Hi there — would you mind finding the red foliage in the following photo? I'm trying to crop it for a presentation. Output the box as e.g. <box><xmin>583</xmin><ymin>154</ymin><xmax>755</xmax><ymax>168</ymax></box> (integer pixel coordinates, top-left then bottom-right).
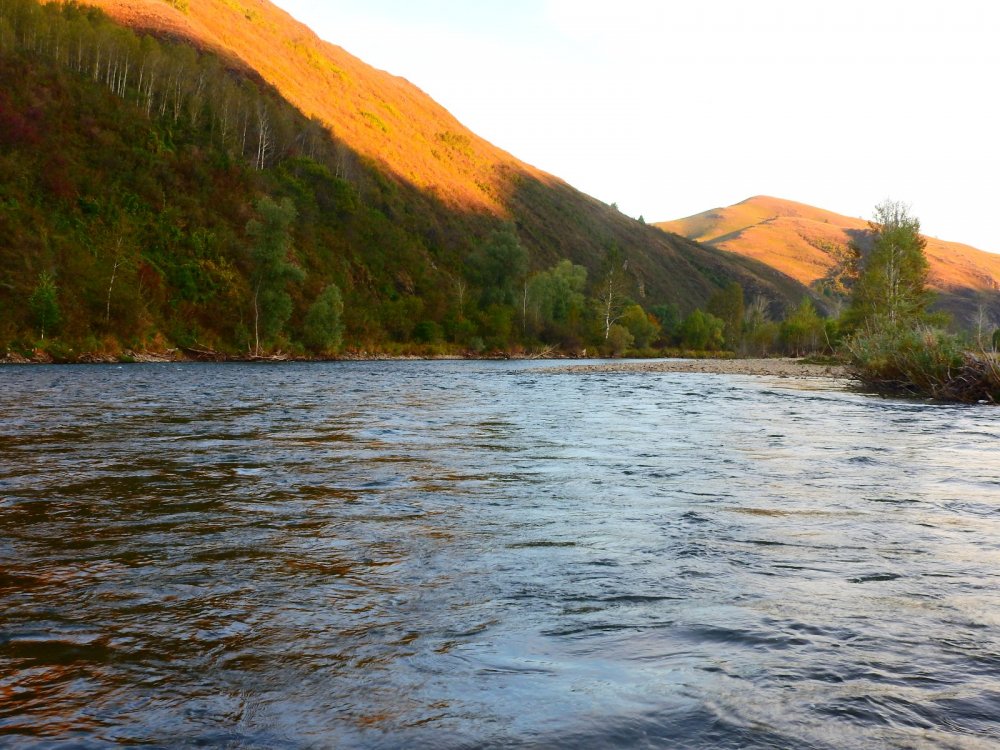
<box><xmin>0</xmin><ymin>92</ymin><xmax>43</xmax><ymax>147</ymax></box>
<box><xmin>41</xmin><ymin>154</ymin><xmax>79</xmax><ymax>202</ymax></box>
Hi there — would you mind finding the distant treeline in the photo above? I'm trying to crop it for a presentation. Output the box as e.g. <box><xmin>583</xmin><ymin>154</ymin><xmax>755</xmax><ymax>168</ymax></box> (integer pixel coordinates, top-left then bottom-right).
<box><xmin>0</xmin><ymin>0</ymin><xmax>840</xmax><ymax>360</ymax></box>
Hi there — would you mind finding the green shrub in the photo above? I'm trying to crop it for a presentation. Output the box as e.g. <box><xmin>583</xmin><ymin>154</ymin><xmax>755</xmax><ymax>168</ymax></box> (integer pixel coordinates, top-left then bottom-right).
<box><xmin>847</xmin><ymin>326</ymin><xmax>999</xmax><ymax>402</ymax></box>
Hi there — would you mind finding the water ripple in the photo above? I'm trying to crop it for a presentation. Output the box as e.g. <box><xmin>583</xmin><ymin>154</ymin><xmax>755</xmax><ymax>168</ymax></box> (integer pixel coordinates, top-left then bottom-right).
<box><xmin>1</xmin><ymin>361</ymin><xmax>998</xmax><ymax>748</ymax></box>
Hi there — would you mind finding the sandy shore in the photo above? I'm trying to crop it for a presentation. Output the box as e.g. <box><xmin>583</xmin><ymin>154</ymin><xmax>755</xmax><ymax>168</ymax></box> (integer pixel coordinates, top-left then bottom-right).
<box><xmin>547</xmin><ymin>358</ymin><xmax>851</xmax><ymax>379</ymax></box>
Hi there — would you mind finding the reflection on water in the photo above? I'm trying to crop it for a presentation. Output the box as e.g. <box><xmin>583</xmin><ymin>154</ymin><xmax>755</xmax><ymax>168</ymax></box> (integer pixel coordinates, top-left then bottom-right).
<box><xmin>1</xmin><ymin>362</ymin><xmax>999</xmax><ymax>748</ymax></box>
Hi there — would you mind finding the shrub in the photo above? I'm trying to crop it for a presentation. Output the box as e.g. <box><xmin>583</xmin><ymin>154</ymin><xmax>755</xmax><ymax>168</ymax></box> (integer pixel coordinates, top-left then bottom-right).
<box><xmin>847</xmin><ymin>326</ymin><xmax>1000</xmax><ymax>402</ymax></box>
<box><xmin>606</xmin><ymin>324</ymin><xmax>634</xmax><ymax>357</ymax></box>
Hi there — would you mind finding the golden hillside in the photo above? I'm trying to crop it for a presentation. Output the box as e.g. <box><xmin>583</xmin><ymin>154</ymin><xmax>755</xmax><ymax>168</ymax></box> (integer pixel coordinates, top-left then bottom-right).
<box><xmin>62</xmin><ymin>0</ymin><xmax>526</xmax><ymax>214</ymax></box>
<box><xmin>52</xmin><ymin>0</ymin><xmax>813</xmax><ymax>312</ymax></box>
<box><xmin>658</xmin><ymin>196</ymin><xmax>1000</xmax><ymax>322</ymax></box>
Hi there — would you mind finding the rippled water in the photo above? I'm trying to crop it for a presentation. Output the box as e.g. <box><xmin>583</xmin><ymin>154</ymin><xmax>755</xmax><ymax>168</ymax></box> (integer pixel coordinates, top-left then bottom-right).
<box><xmin>1</xmin><ymin>361</ymin><xmax>999</xmax><ymax>748</ymax></box>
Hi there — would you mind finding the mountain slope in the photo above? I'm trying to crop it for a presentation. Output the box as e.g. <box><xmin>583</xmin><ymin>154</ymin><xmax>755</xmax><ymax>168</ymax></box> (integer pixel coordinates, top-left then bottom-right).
<box><xmin>48</xmin><ymin>0</ymin><xmax>810</xmax><ymax>311</ymax></box>
<box><xmin>657</xmin><ymin>196</ymin><xmax>1000</xmax><ymax>324</ymax></box>
<box><xmin>1</xmin><ymin>0</ymin><xmax>818</xmax><ymax>358</ymax></box>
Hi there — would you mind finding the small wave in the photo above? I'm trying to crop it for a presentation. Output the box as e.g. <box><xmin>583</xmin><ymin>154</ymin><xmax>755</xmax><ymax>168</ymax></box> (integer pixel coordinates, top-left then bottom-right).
<box><xmin>849</xmin><ymin>573</ymin><xmax>902</xmax><ymax>584</ymax></box>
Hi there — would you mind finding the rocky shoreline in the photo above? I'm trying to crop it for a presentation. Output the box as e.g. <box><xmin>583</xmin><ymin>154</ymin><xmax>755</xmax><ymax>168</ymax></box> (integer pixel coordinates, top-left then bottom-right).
<box><xmin>547</xmin><ymin>358</ymin><xmax>851</xmax><ymax>379</ymax></box>
<box><xmin>0</xmin><ymin>350</ymin><xmax>849</xmax><ymax>379</ymax></box>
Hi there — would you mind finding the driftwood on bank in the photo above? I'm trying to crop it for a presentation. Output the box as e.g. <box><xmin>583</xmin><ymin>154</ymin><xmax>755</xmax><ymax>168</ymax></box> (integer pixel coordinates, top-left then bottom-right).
<box><xmin>180</xmin><ymin>345</ymin><xmax>226</xmax><ymax>362</ymax></box>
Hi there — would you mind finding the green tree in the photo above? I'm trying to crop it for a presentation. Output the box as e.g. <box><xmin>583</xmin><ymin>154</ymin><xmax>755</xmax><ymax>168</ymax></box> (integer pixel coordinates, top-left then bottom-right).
<box><xmin>741</xmin><ymin>295</ymin><xmax>778</xmax><ymax>356</ymax></box>
<box><xmin>679</xmin><ymin>309</ymin><xmax>724</xmax><ymax>350</ymax></box>
<box><xmin>303</xmin><ymin>283</ymin><xmax>343</xmax><ymax>353</ymax></box>
<box><xmin>707</xmin><ymin>281</ymin><xmax>744</xmax><ymax>349</ymax></box>
<box><xmin>780</xmin><ymin>298</ymin><xmax>824</xmax><ymax>356</ymax></box>
<box><xmin>527</xmin><ymin>259</ymin><xmax>587</xmax><ymax>342</ymax></box>
<box><xmin>651</xmin><ymin>303</ymin><xmax>681</xmax><ymax>343</ymax></box>
<box><xmin>844</xmin><ymin>200</ymin><xmax>932</xmax><ymax>333</ymax></box>
<box><xmin>467</xmin><ymin>227</ymin><xmax>528</xmax><ymax>308</ymax></box>
<box><xmin>620</xmin><ymin>304</ymin><xmax>660</xmax><ymax>349</ymax></box>
<box><xmin>606</xmin><ymin>323</ymin><xmax>634</xmax><ymax>356</ymax></box>
<box><xmin>246</xmin><ymin>196</ymin><xmax>304</xmax><ymax>354</ymax></box>
<box><xmin>29</xmin><ymin>271</ymin><xmax>60</xmax><ymax>340</ymax></box>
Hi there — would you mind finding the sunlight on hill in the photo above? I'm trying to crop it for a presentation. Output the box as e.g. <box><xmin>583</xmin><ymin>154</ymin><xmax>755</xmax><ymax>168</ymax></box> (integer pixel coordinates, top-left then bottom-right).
<box><xmin>63</xmin><ymin>0</ymin><xmax>545</xmax><ymax>216</ymax></box>
<box><xmin>658</xmin><ymin>196</ymin><xmax>1000</xmax><ymax>295</ymax></box>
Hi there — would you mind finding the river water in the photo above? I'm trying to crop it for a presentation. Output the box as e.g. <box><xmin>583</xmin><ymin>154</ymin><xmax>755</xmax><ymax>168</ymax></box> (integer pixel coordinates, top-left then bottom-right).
<box><xmin>1</xmin><ymin>361</ymin><xmax>998</xmax><ymax>748</ymax></box>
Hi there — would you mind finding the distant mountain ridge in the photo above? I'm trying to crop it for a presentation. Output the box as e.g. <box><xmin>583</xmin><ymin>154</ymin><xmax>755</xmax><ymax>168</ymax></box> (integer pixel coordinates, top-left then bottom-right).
<box><xmin>656</xmin><ymin>196</ymin><xmax>1000</xmax><ymax>324</ymax></box>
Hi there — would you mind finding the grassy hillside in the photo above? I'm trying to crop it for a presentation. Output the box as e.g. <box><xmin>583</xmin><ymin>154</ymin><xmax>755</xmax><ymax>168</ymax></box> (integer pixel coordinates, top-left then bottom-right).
<box><xmin>41</xmin><ymin>0</ymin><xmax>809</xmax><ymax>308</ymax></box>
<box><xmin>0</xmin><ymin>1</ymin><xmax>811</xmax><ymax>359</ymax></box>
<box><xmin>657</xmin><ymin>196</ymin><xmax>1000</xmax><ymax>325</ymax></box>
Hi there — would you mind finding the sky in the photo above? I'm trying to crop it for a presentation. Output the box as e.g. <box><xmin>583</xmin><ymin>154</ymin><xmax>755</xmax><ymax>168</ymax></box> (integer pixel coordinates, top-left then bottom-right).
<box><xmin>272</xmin><ymin>0</ymin><xmax>1000</xmax><ymax>251</ymax></box>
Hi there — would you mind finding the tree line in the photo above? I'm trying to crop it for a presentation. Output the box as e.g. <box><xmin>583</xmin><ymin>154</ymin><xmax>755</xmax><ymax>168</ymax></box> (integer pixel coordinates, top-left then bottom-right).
<box><xmin>1</xmin><ymin>0</ymin><xmax>808</xmax><ymax>360</ymax></box>
<box><xmin>0</xmin><ymin>0</ymin><xmax>342</xmax><ymax>172</ymax></box>
<box><xmin>6</xmin><ymin>0</ymin><xmax>994</xmax><ymax>384</ymax></box>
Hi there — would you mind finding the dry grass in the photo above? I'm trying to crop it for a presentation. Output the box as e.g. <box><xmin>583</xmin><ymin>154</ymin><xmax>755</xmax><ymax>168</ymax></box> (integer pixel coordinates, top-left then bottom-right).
<box><xmin>657</xmin><ymin>196</ymin><xmax>1000</xmax><ymax>318</ymax></box>
<box><xmin>60</xmin><ymin>0</ymin><xmax>542</xmax><ymax>216</ymax></box>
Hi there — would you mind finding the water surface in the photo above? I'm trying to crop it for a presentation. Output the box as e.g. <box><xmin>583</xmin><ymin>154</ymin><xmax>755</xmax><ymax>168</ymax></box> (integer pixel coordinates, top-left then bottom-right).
<box><xmin>1</xmin><ymin>362</ymin><xmax>998</xmax><ymax>748</ymax></box>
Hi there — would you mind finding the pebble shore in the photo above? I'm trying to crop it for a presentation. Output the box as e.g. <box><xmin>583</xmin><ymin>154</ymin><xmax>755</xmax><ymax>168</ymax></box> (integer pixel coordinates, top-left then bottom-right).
<box><xmin>546</xmin><ymin>358</ymin><xmax>851</xmax><ymax>379</ymax></box>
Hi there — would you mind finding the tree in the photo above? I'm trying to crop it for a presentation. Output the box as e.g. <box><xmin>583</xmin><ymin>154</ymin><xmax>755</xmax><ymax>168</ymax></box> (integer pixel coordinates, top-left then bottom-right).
<box><xmin>606</xmin><ymin>323</ymin><xmax>633</xmax><ymax>356</ymax></box>
<box><xmin>526</xmin><ymin>259</ymin><xmax>587</xmax><ymax>342</ymax></box>
<box><xmin>741</xmin><ymin>295</ymin><xmax>778</xmax><ymax>356</ymax></box>
<box><xmin>845</xmin><ymin>200</ymin><xmax>932</xmax><ymax>332</ymax></box>
<box><xmin>246</xmin><ymin>197</ymin><xmax>303</xmax><ymax>354</ymax></box>
<box><xmin>303</xmin><ymin>283</ymin><xmax>343</xmax><ymax>353</ymax></box>
<box><xmin>597</xmin><ymin>244</ymin><xmax>630</xmax><ymax>340</ymax></box>
<box><xmin>651</xmin><ymin>303</ymin><xmax>681</xmax><ymax>343</ymax></box>
<box><xmin>780</xmin><ymin>298</ymin><xmax>824</xmax><ymax>356</ymax></box>
<box><xmin>28</xmin><ymin>271</ymin><xmax>60</xmax><ymax>340</ymax></box>
<box><xmin>467</xmin><ymin>227</ymin><xmax>528</xmax><ymax>308</ymax></box>
<box><xmin>679</xmin><ymin>309</ymin><xmax>724</xmax><ymax>350</ymax></box>
<box><xmin>620</xmin><ymin>304</ymin><xmax>660</xmax><ymax>349</ymax></box>
<box><xmin>707</xmin><ymin>281</ymin><xmax>744</xmax><ymax>349</ymax></box>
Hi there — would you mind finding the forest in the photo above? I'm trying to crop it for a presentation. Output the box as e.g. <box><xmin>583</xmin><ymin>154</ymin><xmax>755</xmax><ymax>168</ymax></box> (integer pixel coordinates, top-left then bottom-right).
<box><xmin>5</xmin><ymin>0</ymin><xmax>992</xmax><ymax>377</ymax></box>
<box><xmin>0</xmin><ymin>0</ymin><xmax>842</xmax><ymax>361</ymax></box>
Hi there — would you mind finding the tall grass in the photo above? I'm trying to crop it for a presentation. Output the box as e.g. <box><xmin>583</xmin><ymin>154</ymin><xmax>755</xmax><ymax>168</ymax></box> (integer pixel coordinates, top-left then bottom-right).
<box><xmin>847</xmin><ymin>326</ymin><xmax>1000</xmax><ymax>403</ymax></box>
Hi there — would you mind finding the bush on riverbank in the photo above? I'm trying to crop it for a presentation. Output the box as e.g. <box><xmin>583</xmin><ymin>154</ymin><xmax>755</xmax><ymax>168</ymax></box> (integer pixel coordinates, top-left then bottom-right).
<box><xmin>847</xmin><ymin>326</ymin><xmax>1000</xmax><ymax>403</ymax></box>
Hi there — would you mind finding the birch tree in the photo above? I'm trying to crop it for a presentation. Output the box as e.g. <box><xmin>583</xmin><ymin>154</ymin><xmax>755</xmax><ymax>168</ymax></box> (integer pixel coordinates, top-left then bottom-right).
<box><xmin>845</xmin><ymin>200</ymin><xmax>931</xmax><ymax>333</ymax></box>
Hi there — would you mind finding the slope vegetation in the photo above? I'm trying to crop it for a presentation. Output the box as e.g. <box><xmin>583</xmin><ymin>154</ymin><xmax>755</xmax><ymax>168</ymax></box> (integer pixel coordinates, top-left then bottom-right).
<box><xmin>657</xmin><ymin>196</ymin><xmax>1000</xmax><ymax>324</ymax></box>
<box><xmin>45</xmin><ymin>0</ymin><xmax>809</xmax><ymax>308</ymax></box>
<box><xmin>0</xmin><ymin>0</ymin><xmax>812</xmax><ymax>358</ymax></box>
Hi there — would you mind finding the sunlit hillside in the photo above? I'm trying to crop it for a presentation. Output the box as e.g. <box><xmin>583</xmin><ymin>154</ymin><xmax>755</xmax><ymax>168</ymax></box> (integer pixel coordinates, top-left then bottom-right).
<box><xmin>49</xmin><ymin>0</ymin><xmax>810</xmax><ymax>311</ymax></box>
<box><xmin>657</xmin><ymin>196</ymin><xmax>1000</xmax><ymax>324</ymax></box>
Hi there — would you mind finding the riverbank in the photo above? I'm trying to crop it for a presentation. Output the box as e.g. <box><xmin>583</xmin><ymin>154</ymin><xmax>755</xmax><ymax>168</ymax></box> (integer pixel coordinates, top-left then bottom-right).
<box><xmin>549</xmin><ymin>358</ymin><xmax>850</xmax><ymax>379</ymax></box>
<box><xmin>0</xmin><ymin>349</ymin><xmax>850</xmax><ymax>378</ymax></box>
<box><xmin>0</xmin><ymin>348</ymin><xmax>564</xmax><ymax>364</ymax></box>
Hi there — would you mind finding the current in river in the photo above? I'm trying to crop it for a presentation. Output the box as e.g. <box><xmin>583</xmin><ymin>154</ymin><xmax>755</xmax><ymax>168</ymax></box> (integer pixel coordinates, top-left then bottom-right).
<box><xmin>1</xmin><ymin>361</ymin><xmax>999</xmax><ymax>748</ymax></box>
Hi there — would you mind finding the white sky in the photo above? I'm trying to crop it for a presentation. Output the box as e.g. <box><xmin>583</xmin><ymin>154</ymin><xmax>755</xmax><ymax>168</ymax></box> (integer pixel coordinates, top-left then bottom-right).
<box><xmin>273</xmin><ymin>0</ymin><xmax>1000</xmax><ymax>252</ymax></box>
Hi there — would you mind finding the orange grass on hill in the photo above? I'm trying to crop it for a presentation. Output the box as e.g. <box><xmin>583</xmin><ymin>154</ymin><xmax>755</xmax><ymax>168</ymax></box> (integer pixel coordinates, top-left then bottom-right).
<box><xmin>51</xmin><ymin>0</ymin><xmax>816</xmax><ymax>314</ymax></box>
<box><xmin>58</xmin><ymin>0</ymin><xmax>541</xmax><ymax>215</ymax></box>
<box><xmin>657</xmin><ymin>196</ymin><xmax>1000</xmax><ymax>322</ymax></box>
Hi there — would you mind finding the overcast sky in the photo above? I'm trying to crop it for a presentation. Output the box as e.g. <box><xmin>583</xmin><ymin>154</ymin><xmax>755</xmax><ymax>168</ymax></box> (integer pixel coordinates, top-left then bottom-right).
<box><xmin>273</xmin><ymin>0</ymin><xmax>1000</xmax><ymax>251</ymax></box>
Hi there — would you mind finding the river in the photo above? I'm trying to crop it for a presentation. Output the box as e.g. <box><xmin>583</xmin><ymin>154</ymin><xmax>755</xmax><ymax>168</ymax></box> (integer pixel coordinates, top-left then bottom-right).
<box><xmin>1</xmin><ymin>362</ymin><xmax>998</xmax><ymax>748</ymax></box>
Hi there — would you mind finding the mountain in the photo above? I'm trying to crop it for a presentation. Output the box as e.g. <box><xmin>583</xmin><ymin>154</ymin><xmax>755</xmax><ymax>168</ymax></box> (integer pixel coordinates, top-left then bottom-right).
<box><xmin>0</xmin><ymin>0</ymin><xmax>812</xmax><ymax>358</ymax></box>
<box><xmin>656</xmin><ymin>196</ymin><xmax>1000</xmax><ymax>325</ymax></box>
<box><xmin>42</xmin><ymin>0</ymin><xmax>810</xmax><ymax>307</ymax></box>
